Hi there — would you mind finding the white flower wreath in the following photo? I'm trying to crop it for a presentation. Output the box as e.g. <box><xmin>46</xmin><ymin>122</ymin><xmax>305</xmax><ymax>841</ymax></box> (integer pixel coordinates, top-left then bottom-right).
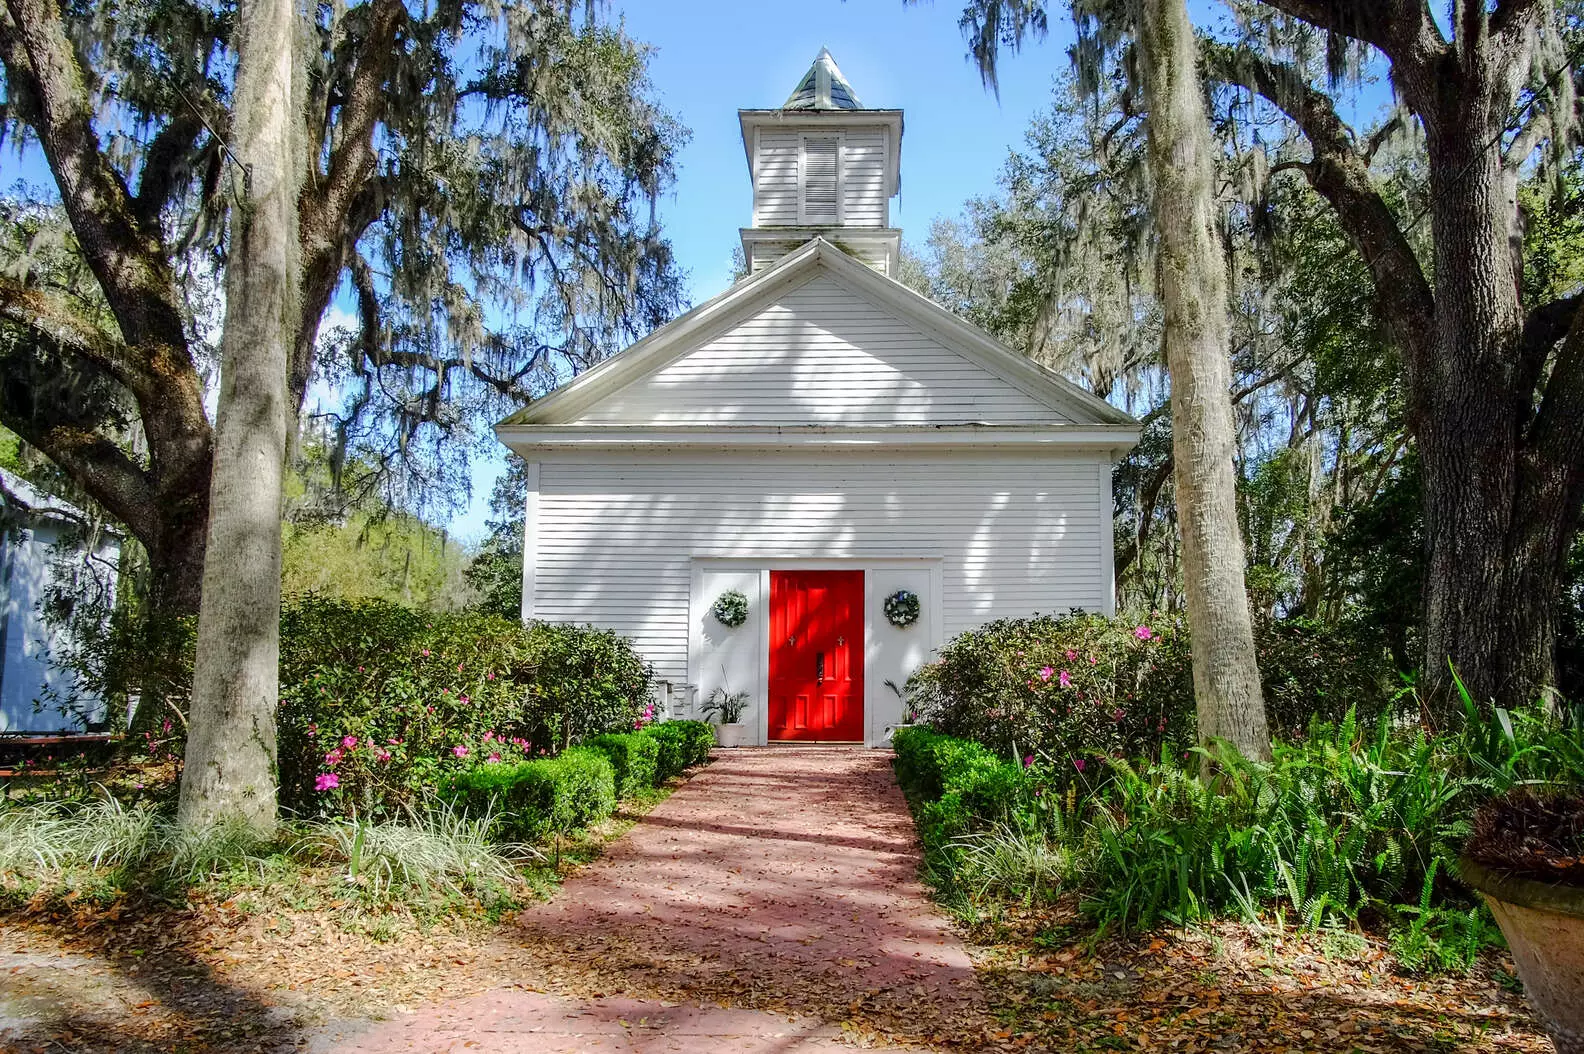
<box><xmin>884</xmin><ymin>589</ymin><xmax>920</xmax><ymax>628</ymax></box>
<box><xmin>711</xmin><ymin>588</ymin><xmax>749</xmax><ymax>628</ymax></box>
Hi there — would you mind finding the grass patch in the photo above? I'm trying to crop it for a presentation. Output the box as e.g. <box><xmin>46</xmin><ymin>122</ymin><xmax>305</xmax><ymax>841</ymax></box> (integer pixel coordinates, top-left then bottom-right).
<box><xmin>1</xmin><ymin>769</ymin><xmax>688</xmax><ymax>931</ymax></box>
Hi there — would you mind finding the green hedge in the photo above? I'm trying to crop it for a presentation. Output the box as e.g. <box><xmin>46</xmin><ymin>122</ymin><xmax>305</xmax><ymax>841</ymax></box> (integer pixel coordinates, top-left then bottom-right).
<box><xmin>447</xmin><ymin>746</ymin><xmax>616</xmax><ymax>841</ymax></box>
<box><xmin>645</xmin><ymin>720</ymin><xmax>715</xmax><ymax>781</ymax></box>
<box><xmin>446</xmin><ymin>720</ymin><xmax>716</xmax><ymax>844</ymax></box>
<box><xmin>893</xmin><ymin>726</ymin><xmax>1030</xmax><ymax>854</ymax></box>
<box><xmin>585</xmin><ymin>732</ymin><xmax>660</xmax><ymax>797</ymax></box>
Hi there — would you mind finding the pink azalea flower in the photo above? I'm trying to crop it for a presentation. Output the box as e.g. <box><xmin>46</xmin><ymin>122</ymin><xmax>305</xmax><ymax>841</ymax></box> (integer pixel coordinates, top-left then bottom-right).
<box><xmin>315</xmin><ymin>772</ymin><xmax>340</xmax><ymax>791</ymax></box>
<box><xmin>483</xmin><ymin>731</ymin><xmax>495</xmax><ymax>742</ymax></box>
<box><xmin>421</xmin><ymin>648</ymin><xmax>430</xmax><ymax>657</ymax></box>
<box><xmin>1134</xmin><ymin>625</ymin><xmax>1154</xmax><ymax>641</ymax></box>
<box><xmin>341</xmin><ymin>735</ymin><xmax>357</xmax><ymax>749</ymax></box>
<box><xmin>1074</xmin><ymin>758</ymin><xmax>1086</xmax><ymax>772</ymax></box>
<box><xmin>1022</xmin><ymin>755</ymin><xmax>1034</xmax><ymax>768</ymax></box>
<box><xmin>1038</xmin><ymin>666</ymin><xmax>1054</xmax><ymax>682</ymax></box>
<box><xmin>452</xmin><ymin>745</ymin><xmax>469</xmax><ymax>758</ymax></box>
<box><xmin>376</xmin><ymin>749</ymin><xmax>392</xmax><ymax>763</ymax></box>
<box><xmin>324</xmin><ymin>748</ymin><xmax>343</xmax><ymax>765</ymax></box>
<box><xmin>1059</xmin><ymin>670</ymin><xmax>1071</xmax><ymax>688</ymax></box>
<box><xmin>1111</xmin><ymin>708</ymin><xmax>1126</xmax><ymax>722</ymax></box>
<box><xmin>459</xmin><ymin>695</ymin><xmax>470</xmax><ymax>705</ymax></box>
<box><xmin>1065</xmin><ymin>649</ymin><xmax>1078</xmax><ymax>661</ymax></box>
<box><xmin>486</xmin><ymin>672</ymin><xmax>496</xmax><ymax>680</ymax></box>
<box><xmin>487</xmin><ymin>753</ymin><xmax>501</xmax><ymax>764</ymax></box>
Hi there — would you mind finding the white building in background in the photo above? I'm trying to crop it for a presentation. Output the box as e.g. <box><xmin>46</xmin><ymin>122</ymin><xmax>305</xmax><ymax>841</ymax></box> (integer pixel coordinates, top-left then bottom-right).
<box><xmin>495</xmin><ymin>51</ymin><xmax>1139</xmax><ymax>747</ymax></box>
<box><xmin>0</xmin><ymin>468</ymin><xmax>120</xmax><ymax>733</ymax></box>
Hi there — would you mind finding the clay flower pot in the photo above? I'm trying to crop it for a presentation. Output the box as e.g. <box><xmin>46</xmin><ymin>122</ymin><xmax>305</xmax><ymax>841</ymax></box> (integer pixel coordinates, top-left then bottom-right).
<box><xmin>1461</xmin><ymin>856</ymin><xmax>1584</xmax><ymax>1054</ymax></box>
<box><xmin>713</xmin><ymin>722</ymin><xmax>748</xmax><ymax>749</ymax></box>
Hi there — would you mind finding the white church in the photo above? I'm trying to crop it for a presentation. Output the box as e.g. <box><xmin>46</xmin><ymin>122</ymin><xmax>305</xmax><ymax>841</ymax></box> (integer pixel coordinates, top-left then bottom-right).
<box><xmin>495</xmin><ymin>50</ymin><xmax>1139</xmax><ymax>747</ymax></box>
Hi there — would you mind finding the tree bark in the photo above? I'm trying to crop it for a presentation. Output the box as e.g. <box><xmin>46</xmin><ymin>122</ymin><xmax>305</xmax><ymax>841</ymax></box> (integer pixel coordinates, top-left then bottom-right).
<box><xmin>1208</xmin><ymin>15</ymin><xmax>1584</xmax><ymax>716</ymax></box>
<box><xmin>1138</xmin><ymin>0</ymin><xmax>1272</xmax><ymax>759</ymax></box>
<box><xmin>176</xmin><ymin>0</ymin><xmax>303</xmax><ymax>835</ymax></box>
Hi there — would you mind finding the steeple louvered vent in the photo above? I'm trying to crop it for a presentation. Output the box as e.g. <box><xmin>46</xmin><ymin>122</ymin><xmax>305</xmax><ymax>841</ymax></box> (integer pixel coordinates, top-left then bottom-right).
<box><xmin>801</xmin><ymin>136</ymin><xmax>839</xmax><ymax>224</ymax></box>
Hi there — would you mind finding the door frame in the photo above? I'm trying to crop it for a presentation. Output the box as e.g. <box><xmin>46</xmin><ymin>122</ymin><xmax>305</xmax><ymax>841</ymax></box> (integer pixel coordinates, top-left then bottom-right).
<box><xmin>689</xmin><ymin>556</ymin><xmax>944</xmax><ymax>746</ymax></box>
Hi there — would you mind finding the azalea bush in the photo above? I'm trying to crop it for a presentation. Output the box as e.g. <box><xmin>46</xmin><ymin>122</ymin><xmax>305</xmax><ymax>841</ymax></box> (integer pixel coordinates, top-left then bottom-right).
<box><xmin>274</xmin><ymin>597</ymin><xmax>654</xmax><ymax>817</ymax></box>
<box><xmin>908</xmin><ymin>612</ymin><xmax>1194</xmax><ymax>769</ymax></box>
<box><xmin>910</xmin><ymin>612</ymin><xmax>1399</xmax><ymax>767</ymax></box>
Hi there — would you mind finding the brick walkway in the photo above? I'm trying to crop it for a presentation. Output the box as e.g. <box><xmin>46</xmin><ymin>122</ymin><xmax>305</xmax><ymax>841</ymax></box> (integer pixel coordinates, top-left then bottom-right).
<box><xmin>310</xmin><ymin>747</ymin><xmax>982</xmax><ymax>1052</ymax></box>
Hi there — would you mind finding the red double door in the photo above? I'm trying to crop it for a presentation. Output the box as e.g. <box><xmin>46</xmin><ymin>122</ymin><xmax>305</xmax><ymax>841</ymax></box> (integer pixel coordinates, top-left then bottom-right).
<box><xmin>768</xmin><ymin>570</ymin><xmax>864</xmax><ymax>742</ymax></box>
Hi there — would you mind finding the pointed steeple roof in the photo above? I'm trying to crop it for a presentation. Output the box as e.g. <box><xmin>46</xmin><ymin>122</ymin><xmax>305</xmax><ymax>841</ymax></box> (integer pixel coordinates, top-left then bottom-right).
<box><xmin>783</xmin><ymin>48</ymin><xmax>863</xmax><ymax>110</ymax></box>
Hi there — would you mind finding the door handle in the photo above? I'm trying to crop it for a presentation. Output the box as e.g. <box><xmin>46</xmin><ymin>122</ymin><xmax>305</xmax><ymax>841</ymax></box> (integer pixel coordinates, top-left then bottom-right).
<box><xmin>816</xmin><ymin>651</ymin><xmax>825</xmax><ymax>684</ymax></box>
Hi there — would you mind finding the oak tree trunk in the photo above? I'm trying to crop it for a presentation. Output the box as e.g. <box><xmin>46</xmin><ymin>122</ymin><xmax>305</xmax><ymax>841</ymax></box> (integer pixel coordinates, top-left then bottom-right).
<box><xmin>176</xmin><ymin>0</ymin><xmax>302</xmax><ymax>835</ymax></box>
<box><xmin>1411</xmin><ymin>51</ymin><xmax>1584</xmax><ymax>717</ymax></box>
<box><xmin>1138</xmin><ymin>0</ymin><xmax>1272</xmax><ymax>760</ymax></box>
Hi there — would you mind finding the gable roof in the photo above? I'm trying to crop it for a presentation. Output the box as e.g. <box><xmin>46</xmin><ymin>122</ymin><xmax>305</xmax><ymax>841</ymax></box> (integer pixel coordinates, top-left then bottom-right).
<box><xmin>496</xmin><ymin>238</ymin><xmax>1137</xmax><ymax>436</ymax></box>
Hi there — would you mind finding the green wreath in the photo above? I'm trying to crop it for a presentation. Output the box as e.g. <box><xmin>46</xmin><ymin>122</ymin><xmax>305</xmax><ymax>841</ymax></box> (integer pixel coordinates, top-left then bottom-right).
<box><xmin>884</xmin><ymin>589</ymin><xmax>920</xmax><ymax>628</ymax></box>
<box><xmin>711</xmin><ymin>588</ymin><xmax>749</xmax><ymax>628</ymax></box>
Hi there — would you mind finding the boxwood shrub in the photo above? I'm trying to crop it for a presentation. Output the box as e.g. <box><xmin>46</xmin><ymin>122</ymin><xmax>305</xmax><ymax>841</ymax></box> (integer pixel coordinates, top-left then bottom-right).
<box><xmin>645</xmin><ymin>720</ymin><xmax>715</xmax><ymax>781</ymax></box>
<box><xmin>446</xmin><ymin>746</ymin><xmax>617</xmax><ymax>841</ymax></box>
<box><xmin>893</xmin><ymin>726</ymin><xmax>1031</xmax><ymax>854</ymax></box>
<box><xmin>585</xmin><ymin>732</ymin><xmax>661</xmax><ymax>797</ymax></box>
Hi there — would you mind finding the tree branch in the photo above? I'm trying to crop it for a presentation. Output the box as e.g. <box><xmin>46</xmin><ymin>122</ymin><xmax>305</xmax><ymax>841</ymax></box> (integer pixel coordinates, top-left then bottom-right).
<box><xmin>0</xmin><ymin>278</ymin><xmax>150</xmax><ymax>395</ymax></box>
<box><xmin>0</xmin><ymin>405</ymin><xmax>155</xmax><ymax>542</ymax></box>
<box><xmin>1256</xmin><ymin>0</ymin><xmax>1449</xmax><ymax>113</ymax></box>
<box><xmin>133</xmin><ymin>110</ymin><xmax>207</xmax><ymax>230</ymax></box>
<box><xmin>293</xmin><ymin>0</ymin><xmax>406</xmax><ymax>411</ymax></box>
<box><xmin>1517</xmin><ymin>294</ymin><xmax>1580</xmax><ymax>412</ymax></box>
<box><xmin>1205</xmin><ymin>43</ymin><xmax>1437</xmax><ymax>386</ymax></box>
<box><xmin>0</xmin><ymin>0</ymin><xmax>191</xmax><ymax>358</ymax></box>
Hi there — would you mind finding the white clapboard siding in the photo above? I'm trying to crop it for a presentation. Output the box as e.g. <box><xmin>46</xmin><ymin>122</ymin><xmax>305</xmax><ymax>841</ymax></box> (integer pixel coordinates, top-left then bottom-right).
<box><xmin>531</xmin><ymin>453</ymin><xmax>1108</xmax><ymax>681</ymax></box>
<box><xmin>750</xmin><ymin>238</ymin><xmax>890</xmax><ymax>275</ymax></box>
<box><xmin>573</xmin><ymin>275</ymin><xmax>1068</xmax><ymax>425</ymax></box>
<box><xmin>841</xmin><ymin>128</ymin><xmax>888</xmax><ymax>227</ymax></box>
<box><xmin>753</xmin><ymin>130</ymin><xmax>800</xmax><ymax>226</ymax></box>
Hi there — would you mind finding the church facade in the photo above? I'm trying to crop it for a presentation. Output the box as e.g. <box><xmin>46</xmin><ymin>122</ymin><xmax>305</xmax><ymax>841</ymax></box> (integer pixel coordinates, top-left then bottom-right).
<box><xmin>496</xmin><ymin>51</ymin><xmax>1139</xmax><ymax>746</ymax></box>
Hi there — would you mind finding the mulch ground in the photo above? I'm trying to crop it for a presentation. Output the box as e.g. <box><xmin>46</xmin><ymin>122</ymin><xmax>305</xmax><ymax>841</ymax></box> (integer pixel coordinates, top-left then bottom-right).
<box><xmin>0</xmin><ymin>749</ymin><xmax>1554</xmax><ymax>1053</ymax></box>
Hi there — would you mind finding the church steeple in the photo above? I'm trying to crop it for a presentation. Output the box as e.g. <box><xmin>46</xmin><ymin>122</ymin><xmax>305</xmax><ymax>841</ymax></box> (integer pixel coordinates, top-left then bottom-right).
<box><xmin>737</xmin><ymin>51</ymin><xmax>903</xmax><ymax>277</ymax></box>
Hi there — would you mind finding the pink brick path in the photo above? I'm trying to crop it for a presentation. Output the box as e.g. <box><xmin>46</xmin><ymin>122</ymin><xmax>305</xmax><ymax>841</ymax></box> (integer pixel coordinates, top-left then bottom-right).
<box><xmin>311</xmin><ymin>747</ymin><xmax>982</xmax><ymax>1052</ymax></box>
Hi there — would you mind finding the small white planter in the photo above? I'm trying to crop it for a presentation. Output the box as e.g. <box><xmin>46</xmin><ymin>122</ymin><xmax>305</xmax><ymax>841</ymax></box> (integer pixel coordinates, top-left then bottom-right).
<box><xmin>713</xmin><ymin>722</ymin><xmax>749</xmax><ymax>748</ymax></box>
<box><xmin>884</xmin><ymin>722</ymin><xmax>919</xmax><ymax>745</ymax></box>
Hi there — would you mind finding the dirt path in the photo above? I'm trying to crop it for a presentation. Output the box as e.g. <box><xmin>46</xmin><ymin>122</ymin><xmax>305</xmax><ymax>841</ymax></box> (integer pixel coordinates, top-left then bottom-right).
<box><xmin>305</xmin><ymin>747</ymin><xmax>982</xmax><ymax>1051</ymax></box>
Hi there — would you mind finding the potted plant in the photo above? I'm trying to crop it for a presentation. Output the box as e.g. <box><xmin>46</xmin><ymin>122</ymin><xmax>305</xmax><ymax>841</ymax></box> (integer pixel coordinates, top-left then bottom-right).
<box><xmin>1460</xmin><ymin>787</ymin><xmax>1584</xmax><ymax>1053</ymax></box>
<box><xmin>881</xmin><ymin>678</ymin><xmax>923</xmax><ymax>744</ymax></box>
<box><xmin>701</xmin><ymin>685</ymin><xmax>750</xmax><ymax>748</ymax></box>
